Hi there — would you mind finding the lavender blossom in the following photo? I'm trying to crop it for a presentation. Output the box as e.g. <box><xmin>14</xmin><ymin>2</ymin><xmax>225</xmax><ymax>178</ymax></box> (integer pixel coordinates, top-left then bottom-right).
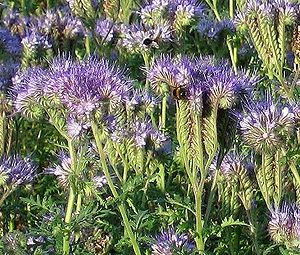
<box><xmin>239</xmin><ymin>95</ymin><xmax>295</xmax><ymax>152</ymax></box>
<box><xmin>21</xmin><ymin>30</ymin><xmax>52</xmax><ymax>51</ymax></box>
<box><xmin>147</xmin><ymin>55</ymin><xmax>256</xmax><ymax>110</ymax></box>
<box><xmin>268</xmin><ymin>202</ymin><xmax>300</xmax><ymax>246</ymax></box>
<box><xmin>151</xmin><ymin>227</ymin><xmax>196</xmax><ymax>255</ymax></box>
<box><xmin>0</xmin><ymin>155</ymin><xmax>36</xmax><ymax>186</ymax></box>
<box><xmin>12</xmin><ymin>67</ymin><xmax>47</xmax><ymax>118</ymax></box>
<box><xmin>119</xmin><ymin>23</ymin><xmax>172</xmax><ymax>53</ymax></box>
<box><xmin>132</xmin><ymin>119</ymin><xmax>167</xmax><ymax>149</ymax></box>
<box><xmin>173</xmin><ymin>0</ymin><xmax>205</xmax><ymax>29</ymax></box>
<box><xmin>237</xmin><ymin>0</ymin><xmax>297</xmax><ymax>26</ymax></box>
<box><xmin>126</xmin><ymin>89</ymin><xmax>160</xmax><ymax>114</ymax></box>
<box><xmin>95</xmin><ymin>18</ymin><xmax>115</xmax><ymax>42</ymax></box>
<box><xmin>46</xmin><ymin>151</ymin><xmax>72</xmax><ymax>188</ymax></box>
<box><xmin>12</xmin><ymin>56</ymin><xmax>132</xmax><ymax>123</ymax></box>
<box><xmin>0</xmin><ymin>27</ymin><xmax>22</xmax><ymax>55</ymax></box>
<box><xmin>198</xmin><ymin>18</ymin><xmax>235</xmax><ymax>40</ymax></box>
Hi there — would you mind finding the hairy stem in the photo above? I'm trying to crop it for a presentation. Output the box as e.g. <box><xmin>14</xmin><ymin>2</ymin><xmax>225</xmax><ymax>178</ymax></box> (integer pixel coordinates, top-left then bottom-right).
<box><xmin>91</xmin><ymin>122</ymin><xmax>141</xmax><ymax>255</ymax></box>
<box><xmin>63</xmin><ymin>140</ymin><xmax>77</xmax><ymax>255</ymax></box>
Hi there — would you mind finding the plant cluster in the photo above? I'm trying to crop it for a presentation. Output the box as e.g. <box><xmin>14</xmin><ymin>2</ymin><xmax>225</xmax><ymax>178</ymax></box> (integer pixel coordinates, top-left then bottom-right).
<box><xmin>0</xmin><ymin>0</ymin><xmax>300</xmax><ymax>254</ymax></box>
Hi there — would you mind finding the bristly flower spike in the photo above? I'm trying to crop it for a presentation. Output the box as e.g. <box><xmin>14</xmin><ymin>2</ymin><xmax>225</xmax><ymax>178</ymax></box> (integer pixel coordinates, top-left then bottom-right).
<box><xmin>238</xmin><ymin>94</ymin><xmax>295</xmax><ymax>153</ymax></box>
<box><xmin>151</xmin><ymin>227</ymin><xmax>196</xmax><ymax>255</ymax></box>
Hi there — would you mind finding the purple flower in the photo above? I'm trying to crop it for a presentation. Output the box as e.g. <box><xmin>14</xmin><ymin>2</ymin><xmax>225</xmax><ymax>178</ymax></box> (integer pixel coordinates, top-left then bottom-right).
<box><xmin>95</xmin><ymin>18</ymin><xmax>115</xmax><ymax>42</ymax></box>
<box><xmin>46</xmin><ymin>151</ymin><xmax>71</xmax><ymax>189</ymax></box>
<box><xmin>238</xmin><ymin>95</ymin><xmax>295</xmax><ymax>152</ymax></box>
<box><xmin>0</xmin><ymin>27</ymin><xmax>22</xmax><ymax>55</ymax></box>
<box><xmin>237</xmin><ymin>0</ymin><xmax>297</xmax><ymax>27</ymax></box>
<box><xmin>172</xmin><ymin>0</ymin><xmax>205</xmax><ymax>29</ymax></box>
<box><xmin>0</xmin><ymin>155</ymin><xmax>36</xmax><ymax>186</ymax></box>
<box><xmin>119</xmin><ymin>23</ymin><xmax>172</xmax><ymax>53</ymax></box>
<box><xmin>11</xmin><ymin>67</ymin><xmax>47</xmax><ymax>118</ymax></box>
<box><xmin>147</xmin><ymin>54</ymin><xmax>256</xmax><ymax>111</ymax></box>
<box><xmin>151</xmin><ymin>227</ymin><xmax>196</xmax><ymax>255</ymax></box>
<box><xmin>21</xmin><ymin>30</ymin><xmax>52</xmax><ymax>51</ymax></box>
<box><xmin>268</xmin><ymin>202</ymin><xmax>300</xmax><ymax>245</ymax></box>
<box><xmin>12</xmin><ymin>56</ymin><xmax>132</xmax><ymax>122</ymax></box>
<box><xmin>204</xmin><ymin>66</ymin><xmax>257</xmax><ymax>109</ymax></box>
<box><xmin>219</xmin><ymin>152</ymin><xmax>254</xmax><ymax>179</ymax></box>
<box><xmin>198</xmin><ymin>17</ymin><xmax>235</xmax><ymax>40</ymax></box>
<box><xmin>126</xmin><ymin>89</ymin><xmax>160</xmax><ymax>114</ymax></box>
<box><xmin>132</xmin><ymin>119</ymin><xmax>168</xmax><ymax>150</ymax></box>
<box><xmin>0</xmin><ymin>61</ymin><xmax>20</xmax><ymax>91</ymax></box>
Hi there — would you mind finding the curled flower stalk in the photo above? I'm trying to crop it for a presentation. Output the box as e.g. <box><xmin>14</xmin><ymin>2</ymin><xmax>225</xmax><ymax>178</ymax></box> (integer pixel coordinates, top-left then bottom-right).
<box><xmin>238</xmin><ymin>94</ymin><xmax>297</xmax><ymax>208</ymax></box>
<box><xmin>0</xmin><ymin>155</ymin><xmax>36</xmax><ymax>207</ymax></box>
<box><xmin>147</xmin><ymin>54</ymin><xmax>256</xmax><ymax>252</ymax></box>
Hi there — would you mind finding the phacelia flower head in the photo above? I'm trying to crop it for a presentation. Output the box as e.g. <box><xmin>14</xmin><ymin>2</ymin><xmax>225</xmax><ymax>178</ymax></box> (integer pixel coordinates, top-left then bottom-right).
<box><xmin>46</xmin><ymin>151</ymin><xmax>72</xmax><ymax>189</ymax></box>
<box><xmin>132</xmin><ymin>119</ymin><xmax>167</xmax><ymax>149</ymax></box>
<box><xmin>198</xmin><ymin>17</ymin><xmax>235</xmax><ymax>40</ymax></box>
<box><xmin>237</xmin><ymin>0</ymin><xmax>297</xmax><ymax>27</ymax></box>
<box><xmin>11</xmin><ymin>67</ymin><xmax>47</xmax><ymax>119</ymax></box>
<box><xmin>151</xmin><ymin>227</ymin><xmax>196</xmax><ymax>255</ymax></box>
<box><xmin>269</xmin><ymin>202</ymin><xmax>300</xmax><ymax>247</ymax></box>
<box><xmin>0</xmin><ymin>155</ymin><xmax>36</xmax><ymax>186</ymax></box>
<box><xmin>147</xmin><ymin>55</ymin><xmax>198</xmax><ymax>94</ymax></box>
<box><xmin>119</xmin><ymin>23</ymin><xmax>172</xmax><ymax>53</ymax></box>
<box><xmin>239</xmin><ymin>95</ymin><xmax>295</xmax><ymax>152</ymax></box>
<box><xmin>95</xmin><ymin>18</ymin><xmax>116</xmax><ymax>43</ymax></box>
<box><xmin>0</xmin><ymin>27</ymin><xmax>22</xmax><ymax>55</ymax></box>
<box><xmin>203</xmin><ymin>66</ymin><xmax>257</xmax><ymax>109</ymax></box>
<box><xmin>126</xmin><ymin>89</ymin><xmax>160</xmax><ymax>115</ymax></box>
<box><xmin>12</xmin><ymin>55</ymin><xmax>132</xmax><ymax>123</ymax></box>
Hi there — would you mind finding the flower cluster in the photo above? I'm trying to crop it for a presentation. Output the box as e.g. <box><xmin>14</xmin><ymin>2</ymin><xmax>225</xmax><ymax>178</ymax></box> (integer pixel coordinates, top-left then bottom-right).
<box><xmin>198</xmin><ymin>17</ymin><xmax>235</xmax><ymax>40</ymax></box>
<box><xmin>46</xmin><ymin>151</ymin><xmax>72</xmax><ymax>189</ymax></box>
<box><xmin>3</xmin><ymin>7</ymin><xmax>85</xmax><ymax>55</ymax></box>
<box><xmin>95</xmin><ymin>18</ymin><xmax>116</xmax><ymax>43</ymax></box>
<box><xmin>119</xmin><ymin>0</ymin><xmax>205</xmax><ymax>53</ymax></box>
<box><xmin>140</xmin><ymin>0</ymin><xmax>204</xmax><ymax>29</ymax></box>
<box><xmin>0</xmin><ymin>155</ymin><xmax>36</xmax><ymax>186</ymax></box>
<box><xmin>151</xmin><ymin>227</ymin><xmax>196</xmax><ymax>255</ymax></box>
<box><xmin>112</xmin><ymin>118</ymin><xmax>170</xmax><ymax>153</ymax></box>
<box><xmin>269</xmin><ymin>202</ymin><xmax>300</xmax><ymax>247</ymax></box>
<box><xmin>12</xmin><ymin>56</ymin><xmax>132</xmax><ymax>124</ymax></box>
<box><xmin>238</xmin><ymin>95</ymin><xmax>295</xmax><ymax>152</ymax></box>
<box><xmin>147</xmin><ymin>55</ymin><xmax>257</xmax><ymax>110</ymax></box>
<box><xmin>119</xmin><ymin>23</ymin><xmax>172</xmax><ymax>53</ymax></box>
<box><xmin>235</xmin><ymin>0</ymin><xmax>298</xmax><ymax>28</ymax></box>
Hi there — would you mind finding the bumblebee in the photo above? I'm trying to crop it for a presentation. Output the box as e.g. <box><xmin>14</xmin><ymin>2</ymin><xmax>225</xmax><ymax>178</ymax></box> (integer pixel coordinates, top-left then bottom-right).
<box><xmin>172</xmin><ymin>86</ymin><xmax>188</xmax><ymax>100</ymax></box>
<box><xmin>143</xmin><ymin>37</ymin><xmax>154</xmax><ymax>46</ymax></box>
<box><xmin>162</xmin><ymin>72</ymin><xmax>188</xmax><ymax>100</ymax></box>
<box><xmin>142</xmin><ymin>28</ymin><xmax>163</xmax><ymax>47</ymax></box>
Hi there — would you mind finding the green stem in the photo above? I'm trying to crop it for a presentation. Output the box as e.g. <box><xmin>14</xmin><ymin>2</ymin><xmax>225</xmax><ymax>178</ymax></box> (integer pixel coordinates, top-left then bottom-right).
<box><xmin>160</xmin><ymin>95</ymin><xmax>167</xmax><ymax>130</ymax></box>
<box><xmin>0</xmin><ymin>187</ymin><xmax>14</xmax><ymax>208</ymax></box>
<box><xmin>85</xmin><ymin>36</ymin><xmax>91</xmax><ymax>56</ymax></box>
<box><xmin>142</xmin><ymin>53</ymin><xmax>150</xmax><ymax>90</ymax></box>
<box><xmin>74</xmin><ymin>193</ymin><xmax>82</xmax><ymax>242</ymax></box>
<box><xmin>245</xmin><ymin>209</ymin><xmax>260</xmax><ymax>255</ymax></box>
<box><xmin>62</xmin><ymin>140</ymin><xmax>77</xmax><ymax>255</ymax></box>
<box><xmin>63</xmin><ymin>186</ymin><xmax>76</xmax><ymax>254</ymax></box>
<box><xmin>290</xmin><ymin>162</ymin><xmax>300</xmax><ymax>187</ymax></box>
<box><xmin>261</xmin><ymin>153</ymin><xmax>271</xmax><ymax>209</ymax></box>
<box><xmin>158</xmin><ymin>163</ymin><xmax>165</xmax><ymax>193</ymax></box>
<box><xmin>204</xmin><ymin>169</ymin><xmax>219</xmax><ymax>227</ymax></box>
<box><xmin>194</xmin><ymin>182</ymin><xmax>205</xmax><ymax>253</ymax></box>
<box><xmin>91</xmin><ymin>122</ymin><xmax>141</xmax><ymax>255</ymax></box>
